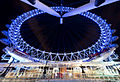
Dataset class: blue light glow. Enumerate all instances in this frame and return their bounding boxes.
[8,6,112,61]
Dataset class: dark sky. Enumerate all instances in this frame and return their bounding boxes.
[0,0,120,61]
[20,13,100,53]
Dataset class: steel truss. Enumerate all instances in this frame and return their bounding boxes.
[8,6,112,61]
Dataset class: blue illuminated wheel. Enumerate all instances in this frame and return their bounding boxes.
[8,6,112,61]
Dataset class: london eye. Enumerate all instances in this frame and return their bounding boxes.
[0,0,120,81]
[3,6,117,62]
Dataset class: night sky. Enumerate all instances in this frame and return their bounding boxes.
[20,13,100,53]
[0,0,120,62]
